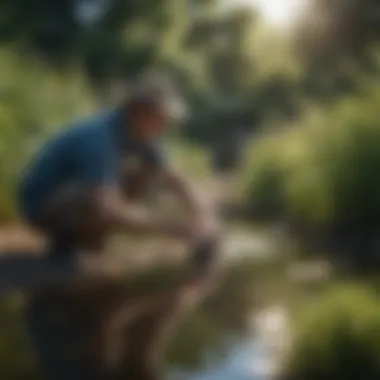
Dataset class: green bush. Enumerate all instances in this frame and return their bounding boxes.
[241,135,288,220]
[243,85,380,233]
[280,283,380,380]
[0,296,44,379]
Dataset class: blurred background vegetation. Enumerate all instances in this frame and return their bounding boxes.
[3,0,380,379]
[0,0,379,269]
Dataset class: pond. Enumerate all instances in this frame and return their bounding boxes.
[0,255,294,380]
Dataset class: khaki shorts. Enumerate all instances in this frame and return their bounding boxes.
[31,183,107,250]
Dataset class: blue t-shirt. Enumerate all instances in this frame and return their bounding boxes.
[18,108,166,221]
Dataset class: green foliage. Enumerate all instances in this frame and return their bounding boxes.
[280,283,380,380]
[165,138,210,179]
[243,84,380,233]
[241,136,287,221]
[0,295,44,380]
[0,0,190,90]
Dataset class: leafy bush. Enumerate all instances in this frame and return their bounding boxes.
[241,135,288,221]
[243,85,380,234]
[0,296,44,379]
[280,283,380,380]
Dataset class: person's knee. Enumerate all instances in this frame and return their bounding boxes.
[41,185,107,246]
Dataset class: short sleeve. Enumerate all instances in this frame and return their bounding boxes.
[77,128,118,186]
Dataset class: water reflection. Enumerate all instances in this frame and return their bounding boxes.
[169,340,266,380]
[167,262,290,380]
[168,307,289,380]
[0,258,289,379]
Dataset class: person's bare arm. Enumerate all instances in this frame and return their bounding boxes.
[93,185,189,237]
[161,168,218,234]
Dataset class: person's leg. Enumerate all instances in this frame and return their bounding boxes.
[34,183,109,253]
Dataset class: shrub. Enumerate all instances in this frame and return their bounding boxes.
[0,296,44,379]
[280,283,380,380]
[241,135,288,221]
[243,85,380,235]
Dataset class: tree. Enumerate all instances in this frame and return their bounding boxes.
[0,0,179,89]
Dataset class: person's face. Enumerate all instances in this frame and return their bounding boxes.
[129,103,168,140]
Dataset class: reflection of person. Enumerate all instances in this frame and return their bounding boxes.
[104,275,216,380]
[24,270,215,380]
[18,73,217,257]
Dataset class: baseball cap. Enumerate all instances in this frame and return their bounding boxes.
[128,72,188,122]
